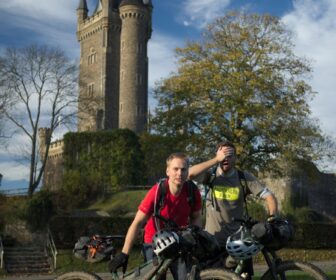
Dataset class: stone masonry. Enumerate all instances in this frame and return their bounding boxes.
[76,0,152,133]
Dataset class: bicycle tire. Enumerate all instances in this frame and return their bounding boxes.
[200,268,243,280]
[261,260,329,280]
[55,271,103,280]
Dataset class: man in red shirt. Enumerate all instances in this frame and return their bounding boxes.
[109,152,202,279]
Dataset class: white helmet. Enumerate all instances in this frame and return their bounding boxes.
[152,230,179,257]
[226,227,263,260]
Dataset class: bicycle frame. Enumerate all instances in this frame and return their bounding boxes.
[112,256,176,280]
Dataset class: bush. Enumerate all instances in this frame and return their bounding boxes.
[61,129,146,207]
[24,191,54,231]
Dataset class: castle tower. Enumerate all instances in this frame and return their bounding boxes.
[38,127,51,160]
[119,0,152,133]
[76,0,122,131]
[76,0,152,133]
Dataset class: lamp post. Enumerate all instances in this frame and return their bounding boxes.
[0,173,2,186]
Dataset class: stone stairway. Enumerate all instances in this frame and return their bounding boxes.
[4,246,52,274]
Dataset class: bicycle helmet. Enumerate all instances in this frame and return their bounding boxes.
[152,230,179,258]
[226,227,263,260]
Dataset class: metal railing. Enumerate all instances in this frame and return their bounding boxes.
[46,228,58,270]
[0,236,4,269]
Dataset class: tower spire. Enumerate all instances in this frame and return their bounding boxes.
[77,0,88,22]
[77,0,88,11]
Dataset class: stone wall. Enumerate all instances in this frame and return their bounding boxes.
[262,161,336,220]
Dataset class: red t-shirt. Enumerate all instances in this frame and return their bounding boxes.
[139,179,202,243]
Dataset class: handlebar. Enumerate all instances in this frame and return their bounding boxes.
[232,216,258,229]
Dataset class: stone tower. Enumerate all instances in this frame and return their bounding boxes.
[38,128,51,160]
[76,0,152,133]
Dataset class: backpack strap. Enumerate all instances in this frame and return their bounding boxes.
[154,178,167,217]
[202,165,218,213]
[186,180,197,211]
[237,169,250,217]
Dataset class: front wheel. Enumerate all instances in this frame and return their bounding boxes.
[261,261,329,280]
[55,271,103,280]
[200,268,243,280]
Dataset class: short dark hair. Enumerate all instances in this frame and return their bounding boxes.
[216,141,236,154]
[166,152,189,167]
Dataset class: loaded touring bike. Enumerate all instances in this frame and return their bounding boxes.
[197,216,329,280]
[55,214,240,280]
[55,215,329,280]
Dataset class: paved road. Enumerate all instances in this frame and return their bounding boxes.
[1,261,335,280]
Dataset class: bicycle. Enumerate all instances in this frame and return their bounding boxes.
[201,217,329,280]
[55,215,242,280]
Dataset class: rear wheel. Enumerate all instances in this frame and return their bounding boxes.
[200,268,243,280]
[261,261,328,280]
[55,271,103,280]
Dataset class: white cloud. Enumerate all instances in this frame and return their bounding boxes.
[180,0,231,29]
[0,1,75,23]
[148,33,183,88]
[0,162,29,182]
[148,32,184,109]
[282,0,336,137]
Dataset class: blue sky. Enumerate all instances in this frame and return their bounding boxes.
[1,0,336,189]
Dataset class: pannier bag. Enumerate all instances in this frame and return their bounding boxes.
[73,234,122,263]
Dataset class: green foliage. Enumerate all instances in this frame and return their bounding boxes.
[151,12,324,174]
[284,206,332,224]
[62,129,145,206]
[89,190,148,216]
[0,196,27,230]
[139,133,189,183]
[246,198,268,220]
[24,191,54,231]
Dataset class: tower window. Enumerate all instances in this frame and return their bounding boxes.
[120,103,123,112]
[88,83,95,97]
[137,43,143,53]
[88,48,97,64]
[136,74,142,85]
[88,53,96,64]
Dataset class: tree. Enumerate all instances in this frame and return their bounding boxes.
[0,44,78,196]
[151,12,325,174]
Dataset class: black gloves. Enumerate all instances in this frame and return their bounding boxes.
[108,252,129,274]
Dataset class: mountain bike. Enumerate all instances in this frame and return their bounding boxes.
[55,215,242,280]
[200,217,329,280]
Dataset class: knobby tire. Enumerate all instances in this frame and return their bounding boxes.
[261,260,329,280]
[55,271,103,280]
[200,268,243,280]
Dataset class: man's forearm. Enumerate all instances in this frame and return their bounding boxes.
[189,157,218,179]
[265,194,278,216]
[121,222,140,255]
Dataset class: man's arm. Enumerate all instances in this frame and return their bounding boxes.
[121,210,149,255]
[263,193,278,216]
[188,146,226,179]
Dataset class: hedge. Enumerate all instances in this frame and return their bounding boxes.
[49,216,336,250]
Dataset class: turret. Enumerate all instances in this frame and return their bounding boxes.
[77,0,88,23]
[38,127,51,160]
[118,0,152,133]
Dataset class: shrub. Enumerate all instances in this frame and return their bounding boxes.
[24,191,54,231]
